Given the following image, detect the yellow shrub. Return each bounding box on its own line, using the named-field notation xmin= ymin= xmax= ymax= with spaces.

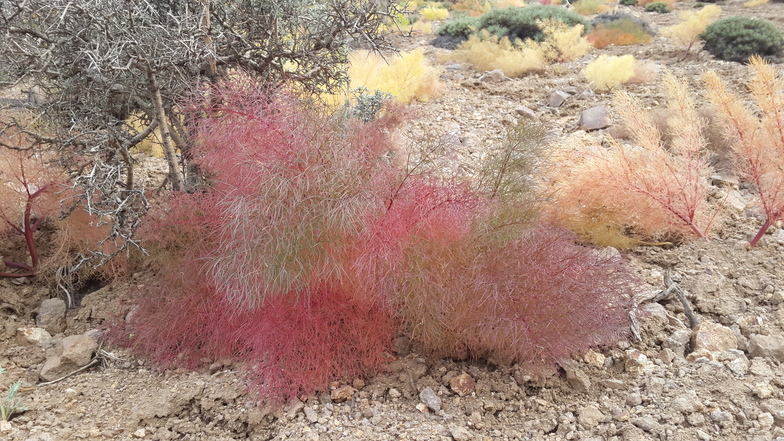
xmin=347 ymin=49 xmax=444 ymax=104
xmin=659 ymin=5 xmax=721 ymax=56
xmin=448 ymin=22 xmax=589 ymax=77
xmin=584 ymin=55 xmax=637 ymax=91
xmin=743 ymin=0 xmax=768 ymax=7
xmin=449 ymin=32 xmax=547 ymax=77
xmin=420 ymin=3 xmax=449 ymax=21
xmin=572 ymin=0 xmax=611 ymax=15
xmin=539 ymin=20 xmax=592 ymax=62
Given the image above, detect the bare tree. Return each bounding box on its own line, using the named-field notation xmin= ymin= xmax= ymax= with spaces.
xmin=0 ymin=0 xmax=396 ymax=283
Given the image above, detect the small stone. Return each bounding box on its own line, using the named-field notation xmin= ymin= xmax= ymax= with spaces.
xmin=626 ymin=392 xmax=642 ymax=407
xmin=449 ymin=373 xmax=476 ymax=397
xmin=726 ymin=357 xmax=749 ymax=376
xmin=578 ymin=405 xmax=604 ymax=429
xmin=747 ymin=334 xmax=784 ymax=361
xmin=657 ymin=348 xmax=676 ymax=364
xmin=688 ymin=322 xmax=737 ymax=360
xmin=480 ymin=69 xmax=505 ymax=83
xmin=352 ymin=378 xmax=365 ymax=390
xmin=415 ymin=402 xmax=429 ymax=413
xmin=759 ymin=399 xmax=784 ymax=424
xmin=753 ymin=382 xmax=775 ymax=399
xmin=133 ymin=428 xmax=146 ymax=438
xmin=584 ymin=349 xmax=606 ymax=368
xmin=632 ymin=416 xmax=660 ymax=433
xmin=577 ymin=89 xmax=595 ymax=100
xmin=0 ymin=420 xmax=11 ymax=432
xmin=419 ymin=387 xmax=441 ymax=412
xmin=695 ymin=429 xmax=711 ymax=441
xmin=330 ymin=385 xmax=355 ymax=403
xmin=548 ymin=90 xmax=570 ymax=108
xmin=599 ymin=379 xmax=625 ymax=390
xmin=578 ymin=106 xmax=611 ymax=131
xmin=669 ymin=392 xmax=703 ymax=413
xmin=750 ymin=358 xmax=775 ymax=376
xmin=564 ymin=366 xmax=591 ymax=393
xmin=449 ymin=424 xmax=473 ymax=441
xmin=388 ymin=388 xmax=401 ymax=398
xmin=624 ymin=349 xmax=654 ymax=374
xmin=514 ymin=105 xmax=537 ymax=120
xmin=758 ymin=412 xmax=774 ymax=430
xmin=709 ymin=410 xmax=732 ymax=423
xmin=304 ymin=406 xmax=318 ymax=423
xmin=16 ymin=327 xmax=52 ymax=345
xmin=665 ymin=329 xmax=692 ymax=357
xmin=36 ymin=298 xmax=67 ymax=334
xmin=687 ymin=412 xmax=705 ymax=427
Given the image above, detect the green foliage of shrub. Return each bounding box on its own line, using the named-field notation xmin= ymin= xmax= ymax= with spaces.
xmin=476 ymin=5 xmax=589 ymax=42
xmin=437 ymin=16 xmax=480 ymax=38
xmin=620 ymin=0 xmax=638 ymax=5
xmin=700 ymin=17 xmax=784 ymax=63
xmin=644 ymin=2 xmax=672 ymax=12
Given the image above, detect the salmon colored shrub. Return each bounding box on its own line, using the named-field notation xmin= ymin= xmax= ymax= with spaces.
xmin=587 ymin=18 xmax=653 ymax=48
xmin=705 ymin=57 xmax=784 ymax=247
xmin=551 ymin=72 xmax=717 ymax=246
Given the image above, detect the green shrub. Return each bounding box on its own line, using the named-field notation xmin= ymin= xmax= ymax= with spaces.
xmin=700 ymin=16 xmax=784 ymax=63
xmin=437 ymin=16 xmax=479 ymax=38
xmin=620 ymin=0 xmax=637 ymax=5
xmin=644 ymin=2 xmax=671 ymax=12
xmin=476 ymin=5 xmax=589 ymax=42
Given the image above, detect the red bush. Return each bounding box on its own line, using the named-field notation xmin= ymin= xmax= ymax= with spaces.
xmin=115 ymin=75 xmax=639 ymax=402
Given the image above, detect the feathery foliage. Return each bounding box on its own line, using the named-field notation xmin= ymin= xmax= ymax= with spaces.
xmin=583 ymin=55 xmax=639 ymax=91
xmin=552 ymin=72 xmax=717 ymax=246
xmin=117 ymin=77 xmax=638 ymax=401
xmin=660 ymin=5 xmax=721 ymax=59
xmin=704 ymin=57 xmax=784 ymax=246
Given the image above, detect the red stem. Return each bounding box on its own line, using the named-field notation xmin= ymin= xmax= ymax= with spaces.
xmin=749 ymin=218 xmax=773 ymax=247
xmin=23 ymin=197 xmax=39 ymax=269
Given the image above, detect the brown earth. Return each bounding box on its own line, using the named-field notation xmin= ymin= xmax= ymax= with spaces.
xmin=2 ymin=1 xmax=784 ymax=440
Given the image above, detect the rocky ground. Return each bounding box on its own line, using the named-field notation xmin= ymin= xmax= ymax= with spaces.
xmin=2 ymin=1 xmax=784 ymax=440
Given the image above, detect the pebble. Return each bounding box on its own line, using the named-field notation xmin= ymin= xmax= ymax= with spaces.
xmin=419 ymin=387 xmax=442 ymax=412
xmin=578 ymin=405 xmax=604 ymax=428
xmin=449 ymin=424 xmax=473 ymax=441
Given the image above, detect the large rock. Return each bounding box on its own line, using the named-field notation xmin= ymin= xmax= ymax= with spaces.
xmin=578 ymin=107 xmax=611 ymax=131
xmin=688 ymin=322 xmax=737 ymax=361
xmin=39 ymin=333 xmax=98 ymax=382
xmin=747 ymin=334 xmax=784 ymax=361
xmin=36 ymin=298 xmax=66 ymax=334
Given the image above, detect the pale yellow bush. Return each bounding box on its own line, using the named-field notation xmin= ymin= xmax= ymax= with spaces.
xmin=583 ymin=55 xmax=637 ymax=92
xmin=448 ymin=22 xmax=590 ymax=77
xmin=347 ymin=49 xmax=444 ymax=104
xmin=572 ymin=0 xmax=611 ymax=16
xmin=743 ymin=0 xmax=768 ymax=7
xmin=449 ymin=32 xmax=547 ymax=77
xmin=540 ymin=20 xmax=591 ymax=63
xmin=420 ymin=3 xmax=449 ymax=21
xmin=659 ymin=5 xmax=721 ymax=57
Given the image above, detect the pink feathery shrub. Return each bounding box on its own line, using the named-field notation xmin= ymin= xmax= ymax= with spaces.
xmin=115 ymin=74 xmax=638 ymax=402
